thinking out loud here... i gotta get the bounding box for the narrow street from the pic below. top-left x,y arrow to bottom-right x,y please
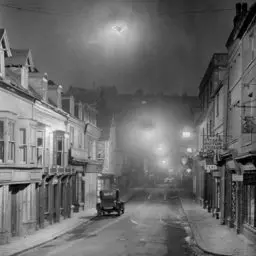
19,189 -> 210,256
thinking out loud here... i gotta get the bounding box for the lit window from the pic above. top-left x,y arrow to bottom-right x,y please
30,127 -> 36,163
56,136 -> 64,166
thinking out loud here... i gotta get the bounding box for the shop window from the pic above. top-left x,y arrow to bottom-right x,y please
60,181 -> 64,209
7,121 -> 15,162
44,183 -> 49,213
246,185 -> 256,227
81,176 -> 85,203
36,131 -> 44,165
19,128 -> 27,163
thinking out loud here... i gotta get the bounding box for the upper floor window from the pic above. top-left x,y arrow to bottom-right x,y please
36,131 -> 44,165
30,127 -> 36,164
216,93 -> 219,117
57,136 -> 64,166
0,120 -> 4,163
53,131 -> 68,167
8,121 -> 15,162
19,128 -> 27,164
70,126 -> 74,146
78,132 -> 82,149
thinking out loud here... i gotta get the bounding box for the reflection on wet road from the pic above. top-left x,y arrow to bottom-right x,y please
19,189 -> 209,256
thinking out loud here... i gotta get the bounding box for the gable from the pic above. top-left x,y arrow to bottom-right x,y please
0,29 -> 12,57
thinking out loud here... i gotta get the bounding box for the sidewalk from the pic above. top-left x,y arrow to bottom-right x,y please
179,196 -> 256,256
0,190 -> 134,256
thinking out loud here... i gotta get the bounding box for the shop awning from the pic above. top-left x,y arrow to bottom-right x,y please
235,151 -> 256,164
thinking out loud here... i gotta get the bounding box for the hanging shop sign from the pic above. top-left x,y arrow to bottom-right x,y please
232,174 -> 243,182
241,116 -> 256,133
204,136 -> 223,151
206,165 -> 218,173
213,171 -> 221,177
241,163 -> 256,172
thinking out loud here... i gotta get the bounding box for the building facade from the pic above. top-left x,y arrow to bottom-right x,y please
0,28 -> 102,244
195,53 -> 228,217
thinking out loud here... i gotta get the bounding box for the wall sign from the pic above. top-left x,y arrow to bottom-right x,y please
232,174 -> 243,182
204,136 -> 223,151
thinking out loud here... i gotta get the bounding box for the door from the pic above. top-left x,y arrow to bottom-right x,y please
10,185 -> 26,237
10,185 -> 19,236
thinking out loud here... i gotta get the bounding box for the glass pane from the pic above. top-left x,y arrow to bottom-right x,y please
8,142 -> 15,160
36,131 -> 43,147
20,146 -> 27,162
37,148 -> 43,165
8,122 -> 14,141
57,152 -> 62,166
250,186 -> 255,226
0,141 -> 4,163
57,138 -> 63,151
44,184 -> 49,212
19,129 -> 26,144
0,121 -> 4,140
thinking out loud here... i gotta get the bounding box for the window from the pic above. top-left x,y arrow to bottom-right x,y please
78,132 -> 82,149
216,93 -> 219,117
19,128 -> 27,163
8,121 -> 15,161
249,32 -> 256,60
30,127 -> 36,163
44,183 -> 49,213
36,131 -> 44,165
0,120 -> 4,163
246,185 -> 256,227
56,136 -> 64,166
70,126 -> 74,146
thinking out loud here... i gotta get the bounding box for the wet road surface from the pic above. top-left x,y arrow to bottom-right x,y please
19,189 -> 212,256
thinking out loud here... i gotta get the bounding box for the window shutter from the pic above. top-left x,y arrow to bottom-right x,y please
64,135 -> 69,167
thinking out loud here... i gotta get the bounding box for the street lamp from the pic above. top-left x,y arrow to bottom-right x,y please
186,147 -> 193,153
182,131 -> 191,138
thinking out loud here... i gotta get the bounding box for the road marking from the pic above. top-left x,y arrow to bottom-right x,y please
130,219 -> 138,225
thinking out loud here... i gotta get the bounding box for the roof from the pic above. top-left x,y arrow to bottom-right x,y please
5,49 -> 30,67
65,86 -> 100,105
0,29 -> 5,40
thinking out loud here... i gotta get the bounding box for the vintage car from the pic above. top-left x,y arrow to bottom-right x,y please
96,189 -> 125,216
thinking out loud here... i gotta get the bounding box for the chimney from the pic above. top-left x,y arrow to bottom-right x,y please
78,101 -> 83,120
242,2 -> 248,15
42,73 -> 48,102
70,96 -> 75,116
233,3 -> 242,27
0,47 -> 5,79
21,66 -> 28,90
236,3 -> 242,16
57,85 -> 63,109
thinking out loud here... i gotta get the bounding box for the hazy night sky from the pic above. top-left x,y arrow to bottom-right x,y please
1,0 -> 255,95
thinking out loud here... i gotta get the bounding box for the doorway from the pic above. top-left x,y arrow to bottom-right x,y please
9,184 -> 26,237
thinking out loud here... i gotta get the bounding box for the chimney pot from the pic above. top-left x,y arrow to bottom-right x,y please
236,3 -> 242,15
242,2 -> 248,13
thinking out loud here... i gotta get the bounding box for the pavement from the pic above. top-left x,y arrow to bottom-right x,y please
179,195 -> 256,256
0,189 -> 135,256
9,188 -> 198,256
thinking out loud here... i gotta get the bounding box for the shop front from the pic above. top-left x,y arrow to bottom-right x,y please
235,152 -> 256,242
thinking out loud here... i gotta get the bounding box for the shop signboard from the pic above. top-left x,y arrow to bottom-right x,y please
204,136 -> 223,151
232,174 -> 243,182
206,165 -> 217,173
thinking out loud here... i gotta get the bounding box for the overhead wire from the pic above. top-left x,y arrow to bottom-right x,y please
0,2 -> 235,17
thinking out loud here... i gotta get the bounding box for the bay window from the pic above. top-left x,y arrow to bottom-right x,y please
0,118 -> 16,163
19,128 -> 27,163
